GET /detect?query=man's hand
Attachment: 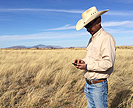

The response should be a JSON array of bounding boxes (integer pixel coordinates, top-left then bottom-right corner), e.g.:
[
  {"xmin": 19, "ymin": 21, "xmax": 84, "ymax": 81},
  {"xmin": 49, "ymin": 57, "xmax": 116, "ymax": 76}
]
[
  {"xmin": 76, "ymin": 63, "xmax": 87, "ymax": 70},
  {"xmin": 74, "ymin": 59, "xmax": 87, "ymax": 70},
  {"xmin": 74, "ymin": 59, "xmax": 85, "ymax": 64}
]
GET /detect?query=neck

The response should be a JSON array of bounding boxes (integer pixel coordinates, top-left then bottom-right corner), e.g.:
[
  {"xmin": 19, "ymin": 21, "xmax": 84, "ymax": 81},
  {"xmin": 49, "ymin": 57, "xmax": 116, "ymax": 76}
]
[{"xmin": 92, "ymin": 26, "xmax": 102, "ymax": 36}]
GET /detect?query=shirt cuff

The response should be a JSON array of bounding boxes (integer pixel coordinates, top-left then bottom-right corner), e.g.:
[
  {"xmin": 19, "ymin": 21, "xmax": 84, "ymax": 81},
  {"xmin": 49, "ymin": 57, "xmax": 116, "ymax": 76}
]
[{"xmin": 86, "ymin": 64, "xmax": 88, "ymax": 70}]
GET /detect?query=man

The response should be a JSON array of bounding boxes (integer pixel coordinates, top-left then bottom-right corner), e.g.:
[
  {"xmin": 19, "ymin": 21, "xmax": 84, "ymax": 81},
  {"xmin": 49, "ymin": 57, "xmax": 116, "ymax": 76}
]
[{"xmin": 73, "ymin": 6, "xmax": 115, "ymax": 108}]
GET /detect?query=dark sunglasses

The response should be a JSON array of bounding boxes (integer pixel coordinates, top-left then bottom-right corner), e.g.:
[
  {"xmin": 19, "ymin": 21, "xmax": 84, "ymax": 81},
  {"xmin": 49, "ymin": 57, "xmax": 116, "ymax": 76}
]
[{"xmin": 84, "ymin": 18, "xmax": 97, "ymax": 28}]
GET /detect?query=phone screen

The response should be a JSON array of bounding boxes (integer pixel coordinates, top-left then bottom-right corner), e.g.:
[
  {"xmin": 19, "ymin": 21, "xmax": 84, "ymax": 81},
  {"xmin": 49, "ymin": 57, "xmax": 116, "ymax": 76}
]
[{"xmin": 72, "ymin": 63, "xmax": 77, "ymax": 66}]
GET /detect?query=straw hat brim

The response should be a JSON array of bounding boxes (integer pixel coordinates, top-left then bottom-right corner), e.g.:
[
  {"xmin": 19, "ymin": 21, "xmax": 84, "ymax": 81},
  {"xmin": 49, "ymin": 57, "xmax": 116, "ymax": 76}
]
[{"xmin": 76, "ymin": 10, "xmax": 109, "ymax": 31}]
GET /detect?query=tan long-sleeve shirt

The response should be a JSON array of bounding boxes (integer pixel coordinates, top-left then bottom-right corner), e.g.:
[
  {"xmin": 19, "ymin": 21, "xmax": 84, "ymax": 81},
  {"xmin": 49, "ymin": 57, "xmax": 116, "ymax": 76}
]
[{"xmin": 83, "ymin": 28, "xmax": 116, "ymax": 79}]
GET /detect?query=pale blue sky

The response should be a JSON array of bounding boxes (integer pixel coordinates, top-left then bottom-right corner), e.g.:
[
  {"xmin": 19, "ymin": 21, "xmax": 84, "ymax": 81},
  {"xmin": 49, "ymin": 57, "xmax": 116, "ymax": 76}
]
[{"xmin": 0, "ymin": 0, "xmax": 133, "ymax": 48}]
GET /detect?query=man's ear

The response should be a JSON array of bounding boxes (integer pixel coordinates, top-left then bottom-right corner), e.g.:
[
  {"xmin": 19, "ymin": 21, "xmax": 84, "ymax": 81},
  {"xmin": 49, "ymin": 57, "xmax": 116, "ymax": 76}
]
[
  {"xmin": 95, "ymin": 22, "xmax": 101, "ymax": 28},
  {"xmin": 98, "ymin": 22, "xmax": 101, "ymax": 26}
]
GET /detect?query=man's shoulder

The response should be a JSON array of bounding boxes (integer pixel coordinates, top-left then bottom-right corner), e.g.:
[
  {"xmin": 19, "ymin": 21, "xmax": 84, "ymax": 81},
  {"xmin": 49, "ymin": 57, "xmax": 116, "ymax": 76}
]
[
  {"xmin": 101, "ymin": 29, "xmax": 115, "ymax": 43},
  {"xmin": 102, "ymin": 29, "xmax": 112, "ymax": 37}
]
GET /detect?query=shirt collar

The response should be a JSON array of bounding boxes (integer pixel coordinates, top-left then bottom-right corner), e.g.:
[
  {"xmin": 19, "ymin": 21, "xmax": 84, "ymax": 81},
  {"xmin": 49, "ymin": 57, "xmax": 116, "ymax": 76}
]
[{"xmin": 92, "ymin": 28, "xmax": 104, "ymax": 39}]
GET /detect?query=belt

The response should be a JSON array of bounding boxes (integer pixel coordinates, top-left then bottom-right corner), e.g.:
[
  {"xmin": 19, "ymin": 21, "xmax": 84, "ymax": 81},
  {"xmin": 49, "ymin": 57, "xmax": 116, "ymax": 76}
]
[{"xmin": 85, "ymin": 78, "xmax": 106, "ymax": 85}]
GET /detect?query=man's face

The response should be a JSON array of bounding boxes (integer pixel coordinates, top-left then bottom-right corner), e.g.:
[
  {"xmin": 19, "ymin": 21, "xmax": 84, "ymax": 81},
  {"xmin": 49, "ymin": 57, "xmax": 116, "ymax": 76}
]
[{"xmin": 84, "ymin": 18, "xmax": 100, "ymax": 35}]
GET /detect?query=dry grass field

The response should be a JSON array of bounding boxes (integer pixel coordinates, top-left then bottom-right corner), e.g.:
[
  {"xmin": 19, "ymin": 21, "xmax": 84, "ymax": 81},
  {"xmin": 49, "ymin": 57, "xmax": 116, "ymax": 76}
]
[{"xmin": 0, "ymin": 46, "xmax": 133, "ymax": 108}]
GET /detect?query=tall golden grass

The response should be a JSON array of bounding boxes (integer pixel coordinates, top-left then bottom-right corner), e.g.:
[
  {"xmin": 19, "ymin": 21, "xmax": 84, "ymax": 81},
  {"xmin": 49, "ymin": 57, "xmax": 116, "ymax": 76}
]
[{"xmin": 0, "ymin": 47, "xmax": 133, "ymax": 108}]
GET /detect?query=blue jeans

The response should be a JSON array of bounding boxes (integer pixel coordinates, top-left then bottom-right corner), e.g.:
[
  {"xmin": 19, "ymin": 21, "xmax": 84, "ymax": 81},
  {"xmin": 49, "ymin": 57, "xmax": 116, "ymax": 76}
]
[{"xmin": 84, "ymin": 79, "xmax": 108, "ymax": 108}]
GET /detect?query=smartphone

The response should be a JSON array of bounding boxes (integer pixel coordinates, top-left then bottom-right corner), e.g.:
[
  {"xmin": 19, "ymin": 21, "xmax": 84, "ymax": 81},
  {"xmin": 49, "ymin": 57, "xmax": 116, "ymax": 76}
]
[{"xmin": 72, "ymin": 63, "xmax": 77, "ymax": 66}]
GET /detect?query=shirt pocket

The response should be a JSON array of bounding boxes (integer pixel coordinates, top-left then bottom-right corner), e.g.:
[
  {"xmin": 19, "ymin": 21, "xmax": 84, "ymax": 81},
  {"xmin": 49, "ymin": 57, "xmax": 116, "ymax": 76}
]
[{"xmin": 87, "ymin": 46, "xmax": 99, "ymax": 59}]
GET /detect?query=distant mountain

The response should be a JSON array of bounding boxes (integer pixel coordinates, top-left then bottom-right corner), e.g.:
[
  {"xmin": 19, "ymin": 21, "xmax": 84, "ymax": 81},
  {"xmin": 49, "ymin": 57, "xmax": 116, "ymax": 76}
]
[
  {"xmin": 31, "ymin": 44, "xmax": 63, "ymax": 49},
  {"xmin": 32, "ymin": 44, "xmax": 46, "ymax": 48},
  {"xmin": 8, "ymin": 46, "xmax": 27, "ymax": 49},
  {"xmin": 7, "ymin": 44, "xmax": 63, "ymax": 49}
]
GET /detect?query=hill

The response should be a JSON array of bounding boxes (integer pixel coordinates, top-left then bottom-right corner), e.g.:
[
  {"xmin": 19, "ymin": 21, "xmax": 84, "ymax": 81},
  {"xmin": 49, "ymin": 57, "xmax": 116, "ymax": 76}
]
[{"xmin": 7, "ymin": 44, "xmax": 63, "ymax": 49}]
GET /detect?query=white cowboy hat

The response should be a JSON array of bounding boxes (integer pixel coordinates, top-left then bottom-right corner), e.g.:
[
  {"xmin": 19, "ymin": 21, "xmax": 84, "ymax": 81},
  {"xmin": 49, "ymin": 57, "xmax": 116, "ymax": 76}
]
[{"xmin": 76, "ymin": 6, "xmax": 109, "ymax": 31}]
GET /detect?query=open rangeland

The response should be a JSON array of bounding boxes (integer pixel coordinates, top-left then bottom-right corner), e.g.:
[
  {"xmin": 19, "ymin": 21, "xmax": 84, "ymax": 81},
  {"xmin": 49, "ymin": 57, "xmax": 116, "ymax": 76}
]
[{"xmin": 0, "ymin": 47, "xmax": 133, "ymax": 108}]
